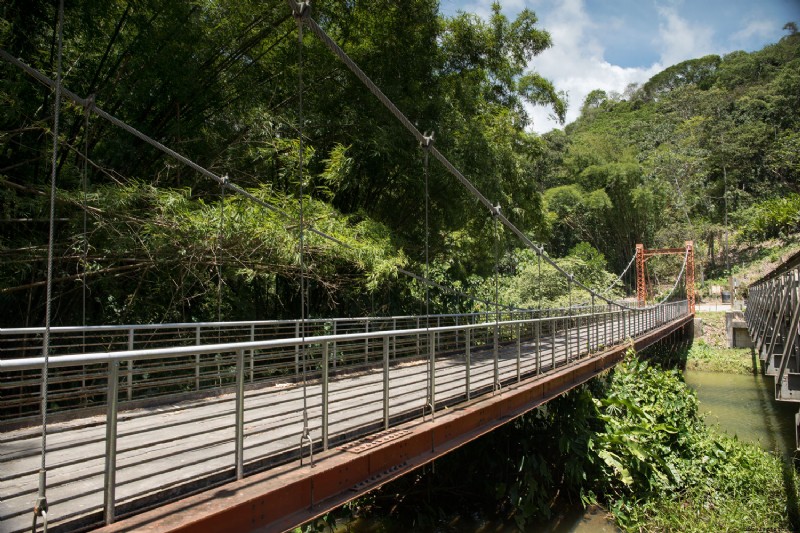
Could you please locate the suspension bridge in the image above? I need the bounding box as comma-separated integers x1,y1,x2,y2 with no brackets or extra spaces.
1,1,700,532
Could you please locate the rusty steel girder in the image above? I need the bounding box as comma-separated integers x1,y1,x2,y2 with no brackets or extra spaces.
635,241,695,312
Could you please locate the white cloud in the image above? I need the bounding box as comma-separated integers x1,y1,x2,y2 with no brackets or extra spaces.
440,0,794,134
731,19,776,45
654,5,715,67
527,0,662,133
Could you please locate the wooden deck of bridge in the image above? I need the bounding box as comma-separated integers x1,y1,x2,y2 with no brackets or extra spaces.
1,315,692,533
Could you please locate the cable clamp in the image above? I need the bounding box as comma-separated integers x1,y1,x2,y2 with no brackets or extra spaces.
85,94,96,114
32,495,48,532
292,0,310,19
33,495,48,515
422,131,434,149
299,428,315,466
221,174,230,186
491,204,501,217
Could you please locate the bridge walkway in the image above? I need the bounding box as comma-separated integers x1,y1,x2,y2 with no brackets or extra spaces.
0,304,689,533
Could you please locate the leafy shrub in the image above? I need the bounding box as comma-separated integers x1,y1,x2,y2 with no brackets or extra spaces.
735,194,800,241
593,354,799,531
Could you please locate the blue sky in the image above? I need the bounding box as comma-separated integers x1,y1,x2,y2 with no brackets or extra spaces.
439,0,800,133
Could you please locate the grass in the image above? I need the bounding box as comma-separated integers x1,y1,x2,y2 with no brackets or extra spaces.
684,342,754,374
685,311,756,374
624,438,800,532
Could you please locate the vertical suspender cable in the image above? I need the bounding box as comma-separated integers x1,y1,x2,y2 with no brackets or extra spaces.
81,100,90,332
217,178,227,324
537,251,542,372
423,133,434,419
34,0,64,529
294,2,313,465
493,207,500,391
80,95,92,408
567,277,573,361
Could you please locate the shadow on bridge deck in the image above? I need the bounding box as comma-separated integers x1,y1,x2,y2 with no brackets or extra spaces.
92,315,692,533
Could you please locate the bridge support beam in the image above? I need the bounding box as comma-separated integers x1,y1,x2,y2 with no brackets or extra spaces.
96,314,693,533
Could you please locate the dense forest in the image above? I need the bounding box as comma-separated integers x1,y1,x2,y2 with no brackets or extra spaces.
1,1,798,328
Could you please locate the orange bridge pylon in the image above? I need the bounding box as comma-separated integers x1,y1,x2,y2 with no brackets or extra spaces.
635,241,695,313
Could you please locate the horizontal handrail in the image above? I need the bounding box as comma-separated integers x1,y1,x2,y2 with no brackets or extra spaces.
1,305,684,371
0,303,638,336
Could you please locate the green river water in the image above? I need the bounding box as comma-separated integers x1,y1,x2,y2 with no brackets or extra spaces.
684,369,798,456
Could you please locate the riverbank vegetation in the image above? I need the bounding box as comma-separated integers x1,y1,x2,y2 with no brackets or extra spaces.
318,351,799,532
684,311,755,374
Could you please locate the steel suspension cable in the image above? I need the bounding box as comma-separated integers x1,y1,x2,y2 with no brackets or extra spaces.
2,5,685,319
285,3,662,312
652,249,689,305
600,251,637,296
0,49,506,318
34,0,64,529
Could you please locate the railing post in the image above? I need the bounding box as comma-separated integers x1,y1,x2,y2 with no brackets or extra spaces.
126,330,133,401
566,314,572,362
104,360,119,525
383,336,390,430
465,328,471,400
516,322,521,382
249,324,255,383
623,309,628,340
235,349,245,480
535,316,541,374
427,332,436,418
392,318,397,360
195,326,201,391
592,296,597,351
364,319,370,364
493,320,500,390
322,341,329,449
416,317,420,356
295,322,300,377
332,321,337,369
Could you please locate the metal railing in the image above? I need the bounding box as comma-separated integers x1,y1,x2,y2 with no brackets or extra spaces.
745,250,800,400
1,307,625,423
0,301,688,532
